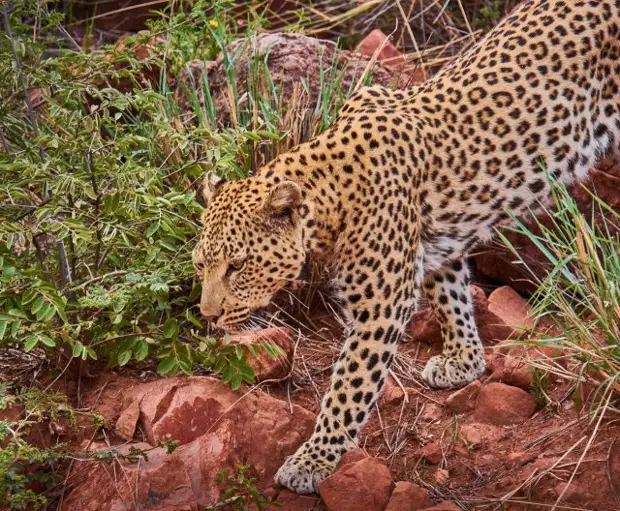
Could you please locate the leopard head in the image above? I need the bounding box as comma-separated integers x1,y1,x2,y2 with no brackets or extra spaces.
192,173,307,331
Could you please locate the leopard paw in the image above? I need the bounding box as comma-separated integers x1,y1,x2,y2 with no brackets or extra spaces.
421,354,485,389
274,449,335,494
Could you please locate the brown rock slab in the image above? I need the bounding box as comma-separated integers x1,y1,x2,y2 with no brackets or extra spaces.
65,377,315,510
445,380,481,413
319,457,395,511
228,327,294,381
473,383,536,425
385,481,432,510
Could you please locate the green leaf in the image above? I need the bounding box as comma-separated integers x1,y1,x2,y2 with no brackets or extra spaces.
31,295,45,315
178,360,192,375
39,334,56,347
0,322,7,340
134,340,149,361
24,335,38,352
8,309,28,319
230,373,242,391
72,342,84,358
157,357,177,375
146,221,160,238
222,365,234,384
163,318,179,339
118,349,132,366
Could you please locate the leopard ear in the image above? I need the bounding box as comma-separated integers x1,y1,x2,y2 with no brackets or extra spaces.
263,181,302,225
200,173,225,206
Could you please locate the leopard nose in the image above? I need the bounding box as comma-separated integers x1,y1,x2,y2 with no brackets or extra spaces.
203,314,220,324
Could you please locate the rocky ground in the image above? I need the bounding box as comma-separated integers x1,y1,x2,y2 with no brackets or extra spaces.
55,281,619,510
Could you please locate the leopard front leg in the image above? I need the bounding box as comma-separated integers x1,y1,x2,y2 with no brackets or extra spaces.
275,245,422,493
420,258,486,389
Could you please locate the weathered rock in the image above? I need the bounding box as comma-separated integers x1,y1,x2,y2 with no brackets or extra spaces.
445,380,481,413
380,377,407,406
473,383,536,425
179,32,425,133
319,457,394,511
228,327,294,381
385,481,432,511
459,423,501,447
264,489,320,511
66,377,315,510
357,29,407,68
336,448,368,469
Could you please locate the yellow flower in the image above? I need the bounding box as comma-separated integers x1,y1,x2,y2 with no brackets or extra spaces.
208,19,218,28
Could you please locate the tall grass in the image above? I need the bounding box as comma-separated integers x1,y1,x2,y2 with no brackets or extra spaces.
499,174,619,414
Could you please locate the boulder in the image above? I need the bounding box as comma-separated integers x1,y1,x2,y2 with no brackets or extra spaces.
64,377,315,510
385,481,432,511
179,32,426,132
319,457,394,511
473,383,536,426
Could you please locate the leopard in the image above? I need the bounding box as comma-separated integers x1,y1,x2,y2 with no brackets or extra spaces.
192,0,620,495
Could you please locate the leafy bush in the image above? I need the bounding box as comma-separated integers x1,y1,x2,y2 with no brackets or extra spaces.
2,0,348,382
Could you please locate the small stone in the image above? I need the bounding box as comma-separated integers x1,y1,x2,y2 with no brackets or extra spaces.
459,424,483,447
507,451,536,467
413,442,442,465
487,286,535,337
445,380,481,413
488,354,533,389
319,457,394,511
421,403,443,421
381,378,407,406
473,383,536,426
434,468,449,485
385,481,432,511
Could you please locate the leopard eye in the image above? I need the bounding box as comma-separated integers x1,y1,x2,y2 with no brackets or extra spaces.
225,260,245,277
195,262,204,278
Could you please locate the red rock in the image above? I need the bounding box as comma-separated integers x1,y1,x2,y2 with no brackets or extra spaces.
385,481,432,510
424,502,461,511
445,380,481,413
66,377,315,510
459,424,483,447
319,457,394,511
227,327,294,381
487,353,533,389
62,443,198,511
433,468,449,485
114,398,140,440
487,286,535,337
413,442,442,465
357,29,407,68
506,451,536,467
473,383,536,425
336,449,368,469
380,377,407,406
421,403,443,421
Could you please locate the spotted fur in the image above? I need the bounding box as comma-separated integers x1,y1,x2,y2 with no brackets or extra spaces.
193,0,620,494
